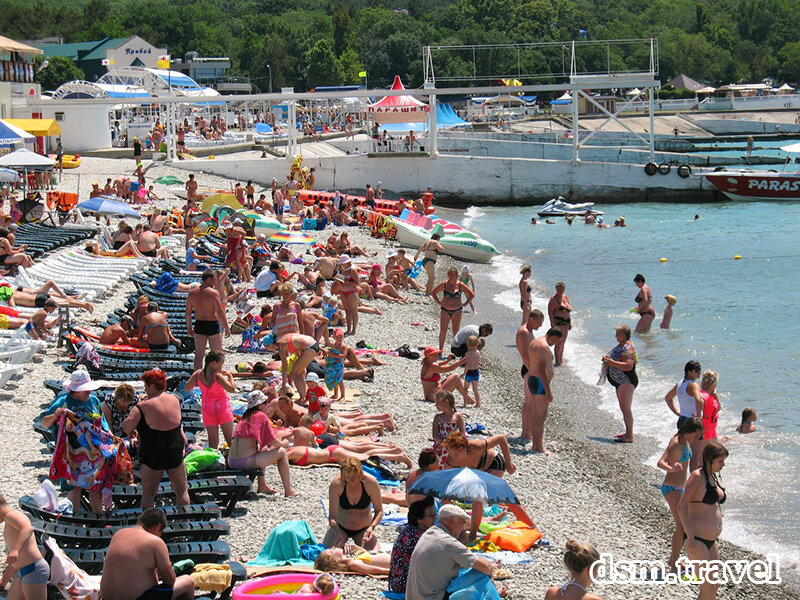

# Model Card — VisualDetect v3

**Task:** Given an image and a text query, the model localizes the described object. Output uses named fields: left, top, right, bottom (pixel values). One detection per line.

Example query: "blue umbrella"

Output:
left=77, top=195, right=141, bottom=218
left=408, top=467, right=518, bottom=504
left=0, top=168, right=19, bottom=183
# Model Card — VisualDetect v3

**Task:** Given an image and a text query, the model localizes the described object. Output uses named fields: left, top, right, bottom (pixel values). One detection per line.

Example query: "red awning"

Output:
left=367, top=76, right=429, bottom=123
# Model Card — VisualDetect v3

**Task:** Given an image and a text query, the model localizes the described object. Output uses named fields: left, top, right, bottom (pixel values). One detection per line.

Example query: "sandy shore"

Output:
left=0, top=158, right=796, bottom=599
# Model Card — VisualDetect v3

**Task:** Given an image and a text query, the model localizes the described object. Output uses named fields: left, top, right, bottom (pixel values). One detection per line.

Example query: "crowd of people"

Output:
left=0, top=164, right=766, bottom=600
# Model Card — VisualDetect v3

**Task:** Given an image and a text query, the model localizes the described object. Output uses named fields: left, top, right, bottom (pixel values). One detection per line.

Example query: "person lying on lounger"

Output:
left=85, top=240, right=147, bottom=259
left=0, top=280, right=93, bottom=313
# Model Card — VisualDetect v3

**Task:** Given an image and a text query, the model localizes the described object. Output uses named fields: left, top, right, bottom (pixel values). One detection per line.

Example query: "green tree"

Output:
left=304, top=39, right=341, bottom=89
left=337, top=48, right=364, bottom=85
left=778, top=41, right=800, bottom=84
left=34, top=55, right=85, bottom=92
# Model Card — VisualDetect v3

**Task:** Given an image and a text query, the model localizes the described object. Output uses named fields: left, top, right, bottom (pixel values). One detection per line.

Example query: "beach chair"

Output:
left=30, top=517, right=230, bottom=549
left=20, top=495, right=222, bottom=525
left=110, top=475, right=252, bottom=516
left=0, top=363, right=23, bottom=388
left=61, top=540, right=231, bottom=575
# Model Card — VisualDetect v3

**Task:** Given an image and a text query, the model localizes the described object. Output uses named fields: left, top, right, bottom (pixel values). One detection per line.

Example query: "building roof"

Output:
left=667, top=74, right=703, bottom=92
left=37, top=38, right=126, bottom=61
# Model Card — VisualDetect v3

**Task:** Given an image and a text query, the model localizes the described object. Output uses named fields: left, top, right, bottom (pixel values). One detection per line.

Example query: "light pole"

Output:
left=266, top=64, right=272, bottom=94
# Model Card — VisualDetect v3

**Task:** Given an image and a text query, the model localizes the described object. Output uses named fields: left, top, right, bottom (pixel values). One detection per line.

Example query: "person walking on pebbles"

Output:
left=517, top=309, right=544, bottom=441
left=526, top=328, right=562, bottom=454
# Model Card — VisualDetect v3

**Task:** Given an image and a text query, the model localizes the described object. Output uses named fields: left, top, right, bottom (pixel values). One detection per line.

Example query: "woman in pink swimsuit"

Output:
left=271, top=283, right=303, bottom=338
left=185, top=350, right=236, bottom=449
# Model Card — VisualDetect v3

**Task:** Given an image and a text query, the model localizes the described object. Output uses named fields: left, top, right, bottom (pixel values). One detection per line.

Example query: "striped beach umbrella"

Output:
left=268, top=230, right=315, bottom=245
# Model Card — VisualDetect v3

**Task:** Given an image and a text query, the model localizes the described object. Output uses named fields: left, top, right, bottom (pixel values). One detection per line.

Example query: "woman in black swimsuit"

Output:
left=443, top=431, right=536, bottom=540
left=122, top=370, right=189, bottom=508
left=679, top=441, right=729, bottom=599
left=431, top=268, right=474, bottom=351
left=323, top=457, right=384, bottom=550
left=548, top=281, right=572, bottom=367
left=633, top=273, right=656, bottom=333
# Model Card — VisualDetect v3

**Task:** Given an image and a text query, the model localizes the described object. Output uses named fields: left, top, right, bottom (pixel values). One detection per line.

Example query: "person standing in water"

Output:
left=526, top=328, right=562, bottom=454
left=548, top=281, right=572, bottom=367
left=633, top=274, right=655, bottom=332
left=519, top=265, right=533, bottom=324
left=516, top=310, right=544, bottom=441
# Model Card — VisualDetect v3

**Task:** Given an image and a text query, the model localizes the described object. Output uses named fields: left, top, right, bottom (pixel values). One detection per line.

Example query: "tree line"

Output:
left=4, top=0, right=800, bottom=93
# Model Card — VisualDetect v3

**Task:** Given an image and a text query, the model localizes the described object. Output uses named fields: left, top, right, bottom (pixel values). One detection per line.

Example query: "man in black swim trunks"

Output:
left=526, top=328, right=561, bottom=454
left=516, top=310, right=544, bottom=440
left=101, top=508, right=195, bottom=600
left=186, top=269, right=229, bottom=370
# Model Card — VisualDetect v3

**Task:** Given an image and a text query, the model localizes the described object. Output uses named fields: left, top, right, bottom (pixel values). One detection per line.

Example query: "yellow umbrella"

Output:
left=202, top=193, right=241, bottom=213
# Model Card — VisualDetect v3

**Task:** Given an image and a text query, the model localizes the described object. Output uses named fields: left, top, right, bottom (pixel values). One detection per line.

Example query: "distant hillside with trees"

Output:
left=4, top=0, right=800, bottom=91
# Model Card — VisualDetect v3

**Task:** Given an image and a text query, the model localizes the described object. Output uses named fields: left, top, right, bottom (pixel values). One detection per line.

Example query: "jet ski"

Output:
left=537, top=197, right=603, bottom=217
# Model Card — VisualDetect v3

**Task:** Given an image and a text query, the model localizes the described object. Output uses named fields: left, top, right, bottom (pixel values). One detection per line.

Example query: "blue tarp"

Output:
left=255, top=122, right=273, bottom=134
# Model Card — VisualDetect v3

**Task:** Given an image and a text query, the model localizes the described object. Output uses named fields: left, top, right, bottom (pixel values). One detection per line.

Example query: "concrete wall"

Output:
left=168, top=153, right=714, bottom=204
left=690, top=119, right=800, bottom=135
left=38, top=104, right=111, bottom=152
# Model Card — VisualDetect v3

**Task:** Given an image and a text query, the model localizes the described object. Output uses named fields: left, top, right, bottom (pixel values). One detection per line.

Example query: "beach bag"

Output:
left=184, top=448, right=224, bottom=475
left=230, top=314, right=252, bottom=335
left=155, top=272, right=179, bottom=294
left=486, top=520, right=542, bottom=552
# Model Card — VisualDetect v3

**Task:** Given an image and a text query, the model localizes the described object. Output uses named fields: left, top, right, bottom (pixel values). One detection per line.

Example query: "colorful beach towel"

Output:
left=49, top=414, right=132, bottom=505
left=247, top=520, right=317, bottom=567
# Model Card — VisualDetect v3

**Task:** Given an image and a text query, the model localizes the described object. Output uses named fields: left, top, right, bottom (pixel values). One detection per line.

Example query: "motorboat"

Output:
left=704, top=170, right=800, bottom=201
left=537, top=197, right=603, bottom=217
left=391, top=210, right=499, bottom=263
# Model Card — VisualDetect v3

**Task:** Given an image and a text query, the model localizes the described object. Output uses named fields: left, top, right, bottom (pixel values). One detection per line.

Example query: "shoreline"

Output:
left=0, top=158, right=796, bottom=599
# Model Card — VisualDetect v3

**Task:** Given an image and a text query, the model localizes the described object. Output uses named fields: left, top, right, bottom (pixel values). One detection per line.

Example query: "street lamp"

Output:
left=266, top=64, right=272, bottom=93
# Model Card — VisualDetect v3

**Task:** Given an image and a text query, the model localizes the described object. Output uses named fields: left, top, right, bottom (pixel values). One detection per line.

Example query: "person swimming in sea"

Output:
left=736, top=407, right=757, bottom=434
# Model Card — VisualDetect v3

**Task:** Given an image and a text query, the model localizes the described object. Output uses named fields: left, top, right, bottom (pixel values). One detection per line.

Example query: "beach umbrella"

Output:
left=153, top=175, right=184, bottom=185
left=202, top=192, right=241, bottom=213
left=408, top=467, right=519, bottom=504
left=77, top=195, right=141, bottom=218
left=268, top=230, right=314, bottom=244
left=0, top=168, right=19, bottom=183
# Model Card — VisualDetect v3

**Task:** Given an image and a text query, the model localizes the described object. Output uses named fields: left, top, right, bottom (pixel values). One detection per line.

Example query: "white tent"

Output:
left=482, top=95, right=525, bottom=106
left=0, top=148, right=55, bottom=168
left=626, top=88, right=642, bottom=96
left=695, top=86, right=717, bottom=94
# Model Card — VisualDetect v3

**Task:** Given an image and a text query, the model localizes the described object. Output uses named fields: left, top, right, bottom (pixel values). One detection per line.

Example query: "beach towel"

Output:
left=76, top=342, right=102, bottom=372
left=45, top=537, right=101, bottom=600
left=155, top=272, right=179, bottom=294
left=184, top=448, right=224, bottom=475
left=299, top=543, right=326, bottom=562
left=380, top=592, right=405, bottom=600
left=190, top=563, right=232, bottom=593
left=247, top=520, right=317, bottom=567
left=477, top=550, right=534, bottom=565
left=49, top=414, right=133, bottom=507
left=362, top=463, right=402, bottom=487
left=447, top=568, right=502, bottom=600
left=465, top=423, right=487, bottom=435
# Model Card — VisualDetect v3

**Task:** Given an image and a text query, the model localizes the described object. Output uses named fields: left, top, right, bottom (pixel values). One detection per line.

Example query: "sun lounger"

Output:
left=61, top=540, right=231, bottom=575
left=111, top=476, right=252, bottom=516
left=31, top=517, right=230, bottom=548
left=20, top=495, right=222, bottom=525
left=0, top=363, right=23, bottom=388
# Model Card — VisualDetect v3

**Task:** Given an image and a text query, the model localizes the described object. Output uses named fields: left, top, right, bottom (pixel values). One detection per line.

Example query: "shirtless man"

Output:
left=185, top=174, right=198, bottom=201
left=0, top=494, right=49, bottom=600
left=526, top=328, right=562, bottom=454
left=100, top=508, right=195, bottom=600
left=245, top=180, right=255, bottom=209
left=138, top=303, right=180, bottom=351
left=100, top=315, right=138, bottom=346
left=186, top=269, right=229, bottom=370
left=29, top=299, right=60, bottom=340
left=297, top=299, right=329, bottom=343
left=137, top=224, right=169, bottom=258
left=516, top=309, right=544, bottom=441
left=273, top=395, right=307, bottom=428
left=183, top=198, right=198, bottom=249
left=314, top=256, right=339, bottom=280
left=150, top=210, right=170, bottom=235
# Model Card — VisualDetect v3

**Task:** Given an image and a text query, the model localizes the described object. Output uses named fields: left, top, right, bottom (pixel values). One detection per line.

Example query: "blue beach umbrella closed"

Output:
left=77, top=195, right=141, bottom=218
left=408, top=467, right=519, bottom=504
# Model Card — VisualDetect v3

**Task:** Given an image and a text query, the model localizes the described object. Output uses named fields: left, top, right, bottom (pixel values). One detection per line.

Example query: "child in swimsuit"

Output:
left=459, top=265, right=476, bottom=313
left=661, top=294, right=677, bottom=329
left=462, top=335, right=481, bottom=407
left=544, top=540, right=600, bottom=600
left=736, top=407, right=757, bottom=433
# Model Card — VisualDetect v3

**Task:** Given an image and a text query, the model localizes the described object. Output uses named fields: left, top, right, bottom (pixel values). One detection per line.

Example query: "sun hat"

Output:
left=461, top=265, right=470, bottom=273
left=257, top=233, right=266, bottom=240
left=370, top=264, right=382, bottom=272
left=438, top=504, right=471, bottom=522
left=63, top=369, right=102, bottom=392
left=338, top=254, right=352, bottom=265
left=333, top=328, right=344, bottom=337
left=386, top=250, right=397, bottom=258
left=233, top=218, right=244, bottom=224
left=306, top=372, right=320, bottom=383
left=221, top=221, right=233, bottom=229
left=424, top=346, right=441, bottom=357
left=318, top=396, right=333, bottom=407
left=245, top=390, right=269, bottom=410
left=32, top=479, right=58, bottom=511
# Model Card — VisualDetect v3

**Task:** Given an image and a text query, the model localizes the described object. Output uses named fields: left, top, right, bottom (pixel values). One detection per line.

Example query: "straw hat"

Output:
left=63, top=369, right=101, bottom=392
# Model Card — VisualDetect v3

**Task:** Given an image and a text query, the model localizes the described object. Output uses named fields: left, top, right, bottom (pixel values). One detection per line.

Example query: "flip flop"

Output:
left=615, top=437, right=634, bottom=443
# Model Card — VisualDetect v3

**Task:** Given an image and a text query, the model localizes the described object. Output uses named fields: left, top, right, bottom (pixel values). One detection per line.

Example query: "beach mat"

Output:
left=330, top=387, right=361, bottom=412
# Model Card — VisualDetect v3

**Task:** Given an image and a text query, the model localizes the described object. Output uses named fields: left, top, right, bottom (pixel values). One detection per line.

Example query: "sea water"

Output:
left=439, top=200, right=800, bottom=577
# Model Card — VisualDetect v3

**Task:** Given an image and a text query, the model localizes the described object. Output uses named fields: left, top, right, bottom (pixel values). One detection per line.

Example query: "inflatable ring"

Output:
left=677, top=165, right=692, bottom=178
left=232, top=573, right=339, bottom=600
left=644, top=163, right=658, bottom=176
left=658, top=163, right=671, bottom=175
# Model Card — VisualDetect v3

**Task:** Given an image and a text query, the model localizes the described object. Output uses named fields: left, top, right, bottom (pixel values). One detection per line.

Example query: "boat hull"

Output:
left=705, top=172, right=800, bottom=201
left=392, top=220, right=498, bottom=263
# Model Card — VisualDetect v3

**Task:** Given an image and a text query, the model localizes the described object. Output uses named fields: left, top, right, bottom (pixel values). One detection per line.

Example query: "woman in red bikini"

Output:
left=419, top=347, right=473, bottom=405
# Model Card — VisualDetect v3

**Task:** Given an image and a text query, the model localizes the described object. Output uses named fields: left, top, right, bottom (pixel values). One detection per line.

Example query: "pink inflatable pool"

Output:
left=232, top=573, right=340, bottom=600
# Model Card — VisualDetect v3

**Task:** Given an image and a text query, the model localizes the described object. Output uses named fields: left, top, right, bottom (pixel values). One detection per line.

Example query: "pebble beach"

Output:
left=0, top=156, right=796, bottom=600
